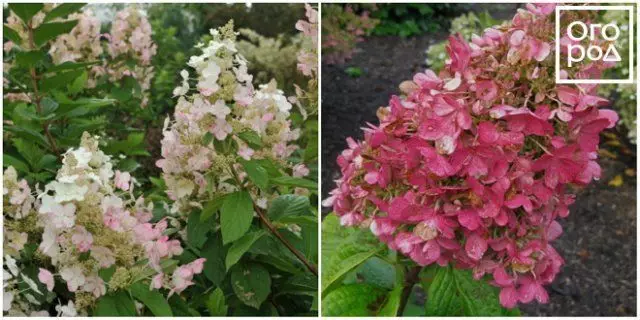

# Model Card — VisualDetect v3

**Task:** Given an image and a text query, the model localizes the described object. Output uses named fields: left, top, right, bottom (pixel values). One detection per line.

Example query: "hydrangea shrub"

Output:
left=152, top=14, right=318, bottom=316
left=323, top=3, right=619, bottom=315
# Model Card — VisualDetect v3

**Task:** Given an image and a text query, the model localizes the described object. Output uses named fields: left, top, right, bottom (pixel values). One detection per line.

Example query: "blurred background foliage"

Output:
left=371, top=3, right=470, bottom=37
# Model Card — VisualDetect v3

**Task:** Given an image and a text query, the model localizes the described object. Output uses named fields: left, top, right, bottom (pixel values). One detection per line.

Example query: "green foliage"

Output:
left=225, top=230, right=266, bottom=270
left=129, top=282, right=174, bottom=316
left=598, top=9, right=637, bottom=143
left=206, top=288, right=229, bottom=316
left=220, top=191, right=255, bottom=244
left=230, top=263, right=272, bottom=309
left=372, top=4, right=468, bottom=37
left=322, top=213, right=523, bottom=316
left=94, top=291, right=137, bottom=316
left=322, top=283, right=387, bottom=316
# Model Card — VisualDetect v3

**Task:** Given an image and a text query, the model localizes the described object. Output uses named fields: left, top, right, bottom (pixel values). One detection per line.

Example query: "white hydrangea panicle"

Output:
left=3, top=133, right=203, bottom=315
left=157, top=21, right=301, bottom=213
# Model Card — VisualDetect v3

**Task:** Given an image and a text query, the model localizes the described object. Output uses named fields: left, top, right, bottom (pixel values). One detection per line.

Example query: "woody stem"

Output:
left=228, top=164, right=318, bottom=276
left=26, top=19, right=60, bottom=158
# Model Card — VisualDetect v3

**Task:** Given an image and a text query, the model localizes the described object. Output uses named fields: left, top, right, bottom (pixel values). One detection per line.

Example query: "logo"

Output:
left=555, top=6, right=634, bottom=84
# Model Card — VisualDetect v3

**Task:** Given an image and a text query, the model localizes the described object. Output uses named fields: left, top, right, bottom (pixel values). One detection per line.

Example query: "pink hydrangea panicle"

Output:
left=324, top=3, right=617, bottom=309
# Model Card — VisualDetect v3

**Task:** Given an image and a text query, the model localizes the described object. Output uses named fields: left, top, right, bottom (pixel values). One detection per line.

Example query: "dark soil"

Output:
left=320, top=5, right=637, bottom=316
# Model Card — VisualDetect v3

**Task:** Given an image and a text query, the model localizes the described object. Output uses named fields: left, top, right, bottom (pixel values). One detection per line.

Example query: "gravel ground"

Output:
left=320, top=6, right=637, bottom=315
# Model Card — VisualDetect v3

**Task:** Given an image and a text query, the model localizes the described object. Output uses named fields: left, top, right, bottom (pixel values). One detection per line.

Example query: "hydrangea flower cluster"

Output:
left=289, top=4, right=319, bottom=120
left=3, top=167, right=49, bottom=316
left=48, top=10, right=103, bottom=66
left=106, top=6, right=157, bottom=104
left=324, top=4, right=618, bottom=308
left=157, top=21, right=301, bottom=214
left=295, top=4, right=318, bottom=78
left=4, top=5, right=156, bottom=101
left=3, top=133, right=204, bottom=316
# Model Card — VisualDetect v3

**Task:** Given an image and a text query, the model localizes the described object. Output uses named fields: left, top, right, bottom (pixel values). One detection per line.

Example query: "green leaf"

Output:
left=187, top=210, right=211, bottom=249
left=201, top=233, right=228, bottom=287
left=237, top=130, right=263, bottom=149
left=34, top=154, right=57, bottom=172
left=202, top=131, right=214, bottom=146
left=40, top=97, right=59, bottom=115
left=129, top=282, right=173, bottom=316
left=168, top=294, right=200, bottom=316
left=277, top=273, right=318, bottom=297
left=14, top=103, right=55, bottom=122
left=33, top=20, right=78, bottom=47
left=3, top=155, right=30, bottom=173
left=452, top=268, right=518, bottom=316
left=267, top=194, right=310, bottom=221
left=98, top=266, right=116, bottom=283
left=239, top=159, right=268, bottom=191
left=271, top=175, right=317, bottom=191
left=231, top=263, right=271, bottom=309
left=424, top=265, right=461, bottom=316
left=377, top=265, right=405, bottom=316
left=346, top=257, right=396, bottom=290
left=13, top=138, right=44, bottom=169
left=94, top=291, right=136, bottom=316
left=200, top=195, right=226, bottom=222
left=4, top=125, right=49, bottom=148
left=117, top=159, right=139, bottom=172
left=220, top=191, right=254, bottom=244
left=40, top=69, right=84, bottom=92
left=277, top=215, right=317, bottom=227
left=206, top=288, right=228, bottom=316
left=68, top=70, right=87, bottom=94
left=225, top=230, right=266, bottom=270
left=44, top=3, right=86, bottom=22
left=15, top=50, right=46, bottom=68
left=321, top=214, right=383, bottom=294
left=254, top=158, right=283, bottom=177
left=322, top=283, right=386, bottom=316
left=4, top=25, right=22, bottom=44
left=9, top=4, right=43, bottom=24
left=301, top=222, right=318, bottom=263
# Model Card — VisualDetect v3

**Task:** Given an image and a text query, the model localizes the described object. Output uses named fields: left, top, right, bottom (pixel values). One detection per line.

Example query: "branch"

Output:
left=227, top=164, right=318, bottom=276
left=26, top=19, right=60, bottom=158
left=253, top=204, right=318, bottom=276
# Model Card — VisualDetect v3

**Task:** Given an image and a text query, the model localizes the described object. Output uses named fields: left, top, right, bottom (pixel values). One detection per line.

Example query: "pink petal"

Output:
left=493, top=267, right=514, bottom=286
left=465, top=234, right=488, bottom=261
left=500, top=286, right=519, bottom=308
